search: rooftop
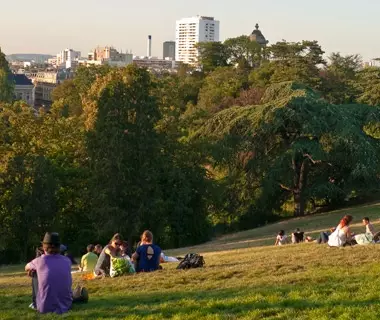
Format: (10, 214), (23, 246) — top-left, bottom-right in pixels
(12, 74), (33, 86)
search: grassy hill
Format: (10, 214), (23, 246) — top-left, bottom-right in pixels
(1, 203), (380, 319)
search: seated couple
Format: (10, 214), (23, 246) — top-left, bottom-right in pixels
(94, 230), (161, 277)
(275, 229), (305, 246)
(328, 215), (379, 247)
(25, 232), (88, 314)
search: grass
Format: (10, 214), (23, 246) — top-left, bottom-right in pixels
(1, 203), (380, 319)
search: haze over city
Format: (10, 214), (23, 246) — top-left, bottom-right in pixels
(1, 0), (379, 60)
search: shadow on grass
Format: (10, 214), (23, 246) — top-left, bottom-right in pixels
(3, 283), (380, 319)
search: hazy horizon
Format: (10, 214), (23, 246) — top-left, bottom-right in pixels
(1, 0), (379, 61)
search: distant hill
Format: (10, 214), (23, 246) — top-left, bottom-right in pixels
(6, 53), (54, 63)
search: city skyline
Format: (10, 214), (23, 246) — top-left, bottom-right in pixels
(1, 0), (380, 61)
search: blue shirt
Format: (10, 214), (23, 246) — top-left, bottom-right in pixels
(136, 244), (161, 272)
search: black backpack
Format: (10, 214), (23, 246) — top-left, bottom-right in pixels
(176, 253), (205, 270)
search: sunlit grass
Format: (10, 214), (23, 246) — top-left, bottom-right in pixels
(1, 203), (380, 319)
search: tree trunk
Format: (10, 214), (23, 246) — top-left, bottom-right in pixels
(293, 159), (308, 217)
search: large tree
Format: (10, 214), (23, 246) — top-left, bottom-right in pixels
(195, 82), (380, 218)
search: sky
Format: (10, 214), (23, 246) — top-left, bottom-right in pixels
(1, 0), (379, 61)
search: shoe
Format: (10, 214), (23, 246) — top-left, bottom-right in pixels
(29, 303), (36, 310)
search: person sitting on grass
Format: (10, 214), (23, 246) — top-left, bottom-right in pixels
(328, 215), (355, 247)
(274, 230), (288, 246)
(25, 232), (73, 314)
(80, 244), (98, 272)
(132, 230), (162, 272)
(355, 217), (376, 245)
(94, 233), (122, 277)
(291, 228), (304, 244)
(94, 244), (103, 256)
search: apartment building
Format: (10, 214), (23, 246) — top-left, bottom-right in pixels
(175, 16), (220, 65)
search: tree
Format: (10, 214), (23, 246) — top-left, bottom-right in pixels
(83, 65), (165, 241)
(195, 42), (229, 72)
(224, 35), (263, 69)
(251, 40), (326, 90)
(320, 53), (362, 104)
(0, 48), (14, 102)
(51, 79), (82, 116)
(197, 67), (248, 114)
(355, 67), (380, 106)
(195, 82), (380, 218)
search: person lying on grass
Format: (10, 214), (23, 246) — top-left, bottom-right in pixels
(25, 232), (73, 314)
(274, 230), (288, 246)
(132, 230), (162, 272)
(328, 215), (356, 247)
(94, 233), (123, 277)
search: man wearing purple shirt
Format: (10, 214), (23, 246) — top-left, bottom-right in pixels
(25, 232), (73, 314)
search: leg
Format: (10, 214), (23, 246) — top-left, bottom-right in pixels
(31, 272), (38, 308)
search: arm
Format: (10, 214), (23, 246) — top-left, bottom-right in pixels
(105, 247), (118, 258)
(274, 237), (279, 246)
(132, 252), (139, 262)
(345, 227), (352, 240)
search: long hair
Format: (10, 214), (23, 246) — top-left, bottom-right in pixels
(109, 233), (122, 244)
(141, 230), (153, 243)
(339, 215), (353, 228)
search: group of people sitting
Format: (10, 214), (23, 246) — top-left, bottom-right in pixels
(274, 216), (379, 247)
(25, 230), (162, 314)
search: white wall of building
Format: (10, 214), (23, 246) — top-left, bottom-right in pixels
(57, 49), (81, 67)
(175, 16), (220, 65)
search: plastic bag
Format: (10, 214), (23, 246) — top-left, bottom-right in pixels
(110, 256), (135, 278)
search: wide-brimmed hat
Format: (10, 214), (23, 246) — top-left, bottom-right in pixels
(42, 232), (61, 246)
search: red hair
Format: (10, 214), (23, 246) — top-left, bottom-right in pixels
(339, 215), (353, 228)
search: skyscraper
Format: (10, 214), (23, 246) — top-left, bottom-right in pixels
(175, 16), (220, 65)
(163, 41), (176, 60)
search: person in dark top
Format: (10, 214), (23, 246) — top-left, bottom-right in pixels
(132, 230), (161, 273)
(120, 241), (131, 258)
(94, 233), (122, 277)
(94, 244), (103, 257)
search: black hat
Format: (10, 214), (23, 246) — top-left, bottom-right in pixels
(42, 232), (61, 246)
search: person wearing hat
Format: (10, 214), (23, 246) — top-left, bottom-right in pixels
(25, 232), (73, 314)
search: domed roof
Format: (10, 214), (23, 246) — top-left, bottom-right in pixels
(250, 23), (268, 46)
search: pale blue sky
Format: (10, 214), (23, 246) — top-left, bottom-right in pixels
(1, 0), (379, 61)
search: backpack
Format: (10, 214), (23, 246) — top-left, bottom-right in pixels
(176, 253), (205, 270)
(72, 285), (89, 303)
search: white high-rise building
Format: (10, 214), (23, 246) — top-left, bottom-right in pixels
(175, 16), (220, 65)
(56, 49), (81, 68)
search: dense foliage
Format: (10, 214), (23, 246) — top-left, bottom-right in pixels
(1, 38), (380, 263)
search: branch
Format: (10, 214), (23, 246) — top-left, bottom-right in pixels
(303, 154), (332, 166)
(279, 183), (293, 192)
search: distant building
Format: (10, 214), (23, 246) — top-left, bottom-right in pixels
(56, 49), (81, 68)
(48, 57), (57, 66)
(133, 56), (176, 71)
(84, 46), (133, 67)
(175, 16), (220, 65)
(249, 24), (268, 46)
(163, 41), (176, 60)
(31, 71), (71, 108)
(13, 74), (35, 106)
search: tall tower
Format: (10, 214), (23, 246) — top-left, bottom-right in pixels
(147, 35), (152, 57)
(175, 16), (220, 65)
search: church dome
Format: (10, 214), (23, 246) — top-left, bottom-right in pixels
(250, 23), (268, 46)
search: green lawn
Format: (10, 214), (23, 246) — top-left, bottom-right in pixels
(1, 203), (380, 319)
